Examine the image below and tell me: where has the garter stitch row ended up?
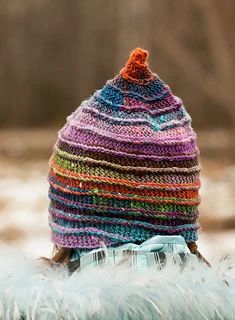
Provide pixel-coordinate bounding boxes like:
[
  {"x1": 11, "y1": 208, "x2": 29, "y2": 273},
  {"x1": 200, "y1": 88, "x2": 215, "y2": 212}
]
[{"x1": 48, "y1": 48, "x2": 201, "y2": 249}]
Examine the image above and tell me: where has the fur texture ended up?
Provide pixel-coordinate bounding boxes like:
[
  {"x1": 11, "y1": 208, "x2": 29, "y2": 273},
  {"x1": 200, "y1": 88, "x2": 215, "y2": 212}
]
[{"x1": 0, "y1": 246, "x2": 234, "y2": 320}]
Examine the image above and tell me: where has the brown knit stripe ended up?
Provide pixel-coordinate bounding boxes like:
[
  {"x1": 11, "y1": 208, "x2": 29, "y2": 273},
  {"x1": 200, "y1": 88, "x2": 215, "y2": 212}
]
[{"x1": 57, "y1": 140, "x2": 199, "y2": 168}]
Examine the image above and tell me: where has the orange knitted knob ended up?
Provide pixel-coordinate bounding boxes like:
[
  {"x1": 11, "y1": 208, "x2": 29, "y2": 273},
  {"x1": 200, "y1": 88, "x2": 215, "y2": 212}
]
[
  {"x1": 128, "y1": 48, "x2": 149, "y2": 66},
  {"x1": 120, "y1": 47, "x2": 156, "y2": 85}
]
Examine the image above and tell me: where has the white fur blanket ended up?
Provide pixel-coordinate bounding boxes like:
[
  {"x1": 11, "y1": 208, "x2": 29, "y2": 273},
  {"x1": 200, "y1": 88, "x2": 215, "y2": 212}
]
[{"x1": 0, "y1": 247, "x2": 234, "y2": 320}]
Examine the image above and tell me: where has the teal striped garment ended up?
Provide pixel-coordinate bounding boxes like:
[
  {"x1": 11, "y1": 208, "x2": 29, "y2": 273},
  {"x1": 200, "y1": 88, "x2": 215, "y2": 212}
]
[{"x1": 69, "y1": 235, "x2": 196, "y2": 272}]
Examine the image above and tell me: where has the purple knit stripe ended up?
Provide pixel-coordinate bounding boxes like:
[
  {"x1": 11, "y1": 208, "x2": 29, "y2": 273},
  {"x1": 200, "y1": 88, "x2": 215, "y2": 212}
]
[
  {"x1": 122, "y1": 95, "x2": 180, "y2": 113},
  {"x1": 60, "y1": 127, "x2": 198, "y2": 157},
  {"x1": 51, "y1": 233, "x2": 114, "y2": 249},
  {"x1": 60, "y1": 125, "x2": 197, "y2": 151},
  {"x1": 59, "y1": 127, "x2": 196, "y2": 152},
  {"x1": 61, "y1": 120, "x2": 196, "y2": 145},
  {"x1": 74, "y1": 109, "x2": 191, "y2": 134},
  {"x1": 58, "y1": 135, "x2": 198, "y2": 162},
  {"x1": 63, "y1": 118, "x2": 196, "y2": 145},
  {"x1": 61, "y1": 113, "x2": 197, "y2": 145}
]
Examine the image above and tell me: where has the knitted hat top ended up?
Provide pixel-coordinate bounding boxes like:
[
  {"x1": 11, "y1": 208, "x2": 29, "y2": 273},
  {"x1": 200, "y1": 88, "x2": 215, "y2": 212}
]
[{"x1": 48, "y1": 48, "x2": 200, "y2": 249}]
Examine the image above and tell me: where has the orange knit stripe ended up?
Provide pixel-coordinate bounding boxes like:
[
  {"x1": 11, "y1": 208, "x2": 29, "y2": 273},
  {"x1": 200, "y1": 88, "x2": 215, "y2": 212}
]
[
  {"x1": 49, "y1": 169, "x2": 198, "y2": 199},
  {"x1": 49, "y1": 162, "x2": 201, "y2": 190},
  {"x1": 50, "y1": 180, "x2": 200, "y2": 206}
]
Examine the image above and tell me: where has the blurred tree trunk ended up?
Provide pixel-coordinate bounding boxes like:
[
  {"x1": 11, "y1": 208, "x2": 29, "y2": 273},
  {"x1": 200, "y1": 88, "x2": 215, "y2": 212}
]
[
  {"x1": 194, "y1": 0, "x2": 235, "y2": 121},
  {"x1": 77, "y1": 0, "x2": 118, "y2": 101},
  {"x1": 115, "y1": 0, "x2": 152, "y2": 69}
]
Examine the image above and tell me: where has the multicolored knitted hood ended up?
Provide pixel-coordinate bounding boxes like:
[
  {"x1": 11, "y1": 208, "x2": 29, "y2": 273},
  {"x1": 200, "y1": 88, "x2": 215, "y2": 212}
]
[{"x1": 48, "y1": 48, "x2": 201, "y2": 249}]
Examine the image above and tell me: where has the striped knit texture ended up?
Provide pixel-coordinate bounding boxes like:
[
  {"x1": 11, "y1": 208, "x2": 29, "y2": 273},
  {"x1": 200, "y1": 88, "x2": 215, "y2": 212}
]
[{"x1": 48, "y1": 48, "x2": 201, "y2": 249}]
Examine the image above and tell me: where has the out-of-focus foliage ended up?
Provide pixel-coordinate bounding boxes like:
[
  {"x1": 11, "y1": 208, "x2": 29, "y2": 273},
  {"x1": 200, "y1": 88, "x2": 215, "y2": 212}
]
[{"x1": 0, "y1": 0, "x2": 234, "y2": 129}]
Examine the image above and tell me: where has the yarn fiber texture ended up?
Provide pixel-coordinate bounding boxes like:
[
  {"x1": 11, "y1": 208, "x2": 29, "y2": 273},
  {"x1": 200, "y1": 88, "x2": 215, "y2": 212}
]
[{"x1": 48, "y1": 48, "x2": 201, "y2": 249}]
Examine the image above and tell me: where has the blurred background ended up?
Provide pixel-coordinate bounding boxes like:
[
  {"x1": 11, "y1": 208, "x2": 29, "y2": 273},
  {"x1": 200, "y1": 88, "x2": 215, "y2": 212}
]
[{"x1": 0, "y1": 0, "x2": 235, "y2": 259}]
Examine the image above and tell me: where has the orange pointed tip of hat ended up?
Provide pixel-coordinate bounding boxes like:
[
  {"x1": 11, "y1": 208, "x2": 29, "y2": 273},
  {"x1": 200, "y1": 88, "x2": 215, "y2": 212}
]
[
  {"x1": 120, "y1": 47, "x2": 156, "y2": 85},
  {"x1": 129, "y1": 47, "x2": 149, "y2": 65}
]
